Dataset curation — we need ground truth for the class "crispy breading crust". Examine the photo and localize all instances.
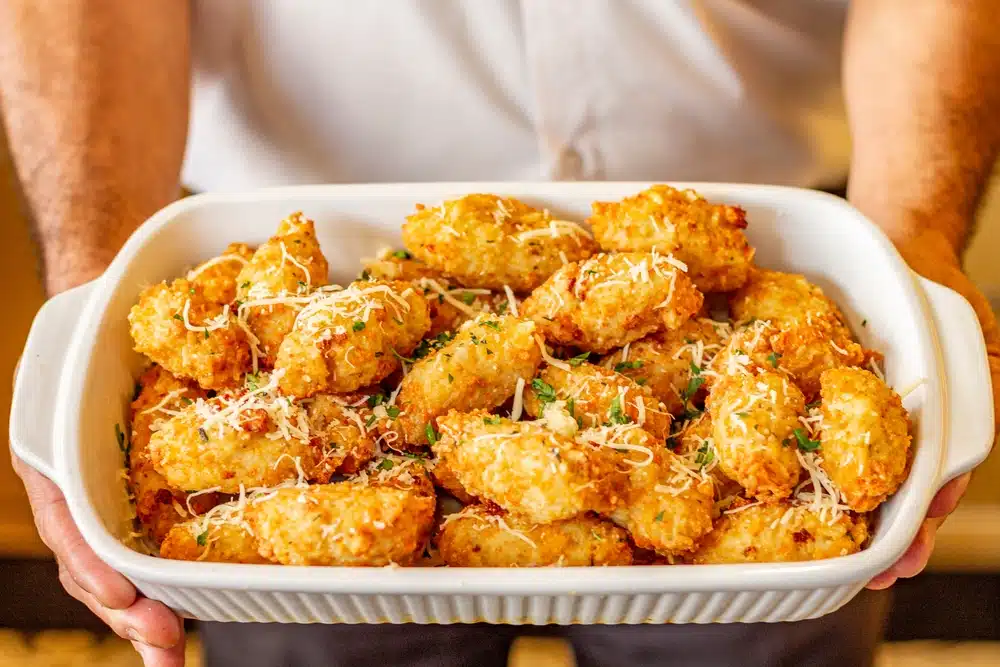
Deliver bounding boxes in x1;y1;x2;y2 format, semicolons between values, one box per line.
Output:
128;365;215;544
819;368;912;512
402;194;598;292
437;506;632;567
523;362;672;440
673;413;742;501
128;278;251;390
708;371;804;500
160;521;269;564
599;318;730;415
690;502;868;564
274;280;431;397
429;456;478;504
392;315;542;446
187;242;254;306
246;482;436;566
588;185;754;292
235;212;330;367
432;410;627;524
522;252;703;354
305;395;377;475
607;429;714;556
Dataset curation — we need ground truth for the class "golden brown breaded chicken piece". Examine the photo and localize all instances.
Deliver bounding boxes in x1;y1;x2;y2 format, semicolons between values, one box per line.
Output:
148;379;341;493
691;501;868;564
708;371;805;500
727;269;865;398
160;520;269;564
245;482;436;566
436;506;633;567
128;365;215;544
274;280;431;397
523;362;672;440
361;251;505;337
600;426;715;556
588;185;754;292
392;314;542;446
187;243;254;306
600;318;732;415
429;456;477;504
819;368;912;512
522;252;703;354
672;413;742;501
128;278;251;390
305;395;377;475
432;410;627;524
401;194;598;292
235;212;330;367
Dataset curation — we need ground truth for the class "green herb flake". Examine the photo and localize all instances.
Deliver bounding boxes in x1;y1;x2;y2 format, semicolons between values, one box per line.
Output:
689;362;702;376
806;400;821;410
392;348;416;363
203;329;210;340
241;281;251;289
360;270;371;281
654;511;665;522
181;397;193;406
531;378;557;406
353;320;366;332
198;427;209;443
607;395;631;425
392;250;412;260
461;292;476;305
377;459;395;471
367;393;387;408
793;428;821;452
635;378;647;386
245;372;261;391
386;406;401;420
425;423;439;445
365;414;378;428
482;320;501;331
447;373;454;383
695;442;714;467
767;352;781;368
172;314;182;321
861;319;868;327
196;531;208;547
567;352;591;367
496;301;508;315
614;360;643;373
681;375;706;401
483;416;502;425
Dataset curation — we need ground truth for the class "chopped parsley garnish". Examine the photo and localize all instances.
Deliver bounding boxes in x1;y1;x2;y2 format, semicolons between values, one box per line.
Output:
567;352;591;367
365;414;379;428
189;287;196;295
203;329;210;340
683;407;704;421
767;352;781;368
412;332;455;360
241;281;251;289
353;320;366;332
386;406;401;419
805;400;821;410
360;270;371;281
377;459;395;471
196;531;208;547
172;314;182;321
861;319;868;327
297;280;306;288
793;428;821;452
695;442;714;467
531;378;557;406
392;348;416;363
635;378;647;386
392;250;411;259
181;397;193;406
482;320;501;331
654;511;665;522
735;349;746;356
614;360;643;372
607;395;630;425
367;392;387;408
245;372;261;391
690;362;702;376
734;411;749;418
496;301;508;315
447;373;454;383
483;416;502;425
680;375;705;401
198;427;209;443
461;292;476;305
585;269;599;276
425;423;439;445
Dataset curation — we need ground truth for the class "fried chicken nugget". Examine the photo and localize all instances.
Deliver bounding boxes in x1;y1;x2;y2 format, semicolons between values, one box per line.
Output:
523;362;672;440
819;368;912;512
522;252;703;354
690;501;868;564
432;410;626;523
600;318;732;415
707;371;805;500
602;427;714;556
305;395;377;475
392;314;542;446
187;242;254;306
672;413;742;501
728;269;865;397
588;185;754;292
361;252;505;336
128;278;251;390
437;506;632;567
149;382;341;493
245;482;436;566
429;456;478;504
160;521;269;564
128;365;213;544
235;212;330;367
274;281;431;397
401;194;598;292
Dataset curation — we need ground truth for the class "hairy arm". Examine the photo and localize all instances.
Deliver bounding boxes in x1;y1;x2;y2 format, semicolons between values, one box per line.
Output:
845;0;1000;257
845;0;1000;589
0;0;191;295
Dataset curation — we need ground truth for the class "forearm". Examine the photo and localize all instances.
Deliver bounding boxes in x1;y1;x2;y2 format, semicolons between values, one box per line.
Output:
845;0;1000;259
0;0;190;294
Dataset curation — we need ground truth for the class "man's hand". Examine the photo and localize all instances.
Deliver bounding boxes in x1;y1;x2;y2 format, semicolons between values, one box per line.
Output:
11;456;187;666
866;228;1000;590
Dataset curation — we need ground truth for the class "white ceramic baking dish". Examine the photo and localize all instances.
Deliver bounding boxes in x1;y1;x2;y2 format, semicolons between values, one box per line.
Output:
11;182;994;625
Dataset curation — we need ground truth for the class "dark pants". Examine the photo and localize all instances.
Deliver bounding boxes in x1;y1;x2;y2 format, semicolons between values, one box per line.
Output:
200;589;889;667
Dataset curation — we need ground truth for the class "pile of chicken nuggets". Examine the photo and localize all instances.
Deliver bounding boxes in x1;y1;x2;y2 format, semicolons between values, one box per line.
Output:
124;185;912;568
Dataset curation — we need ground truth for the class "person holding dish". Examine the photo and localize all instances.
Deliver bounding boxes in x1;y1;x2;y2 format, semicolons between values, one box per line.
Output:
1;2;998;667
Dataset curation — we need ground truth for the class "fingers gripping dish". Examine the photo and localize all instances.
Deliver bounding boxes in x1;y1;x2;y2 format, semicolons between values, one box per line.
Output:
522;251;703;354
123;186;917;570
402;193;598;292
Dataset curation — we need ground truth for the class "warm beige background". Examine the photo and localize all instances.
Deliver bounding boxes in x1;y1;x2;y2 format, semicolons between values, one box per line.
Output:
0;128;997;564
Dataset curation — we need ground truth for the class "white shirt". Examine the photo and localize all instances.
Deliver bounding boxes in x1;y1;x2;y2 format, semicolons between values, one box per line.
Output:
183;0;851;192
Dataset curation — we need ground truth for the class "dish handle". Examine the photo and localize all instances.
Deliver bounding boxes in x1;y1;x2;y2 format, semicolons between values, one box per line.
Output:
9;281;97;487
918;276;996;487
